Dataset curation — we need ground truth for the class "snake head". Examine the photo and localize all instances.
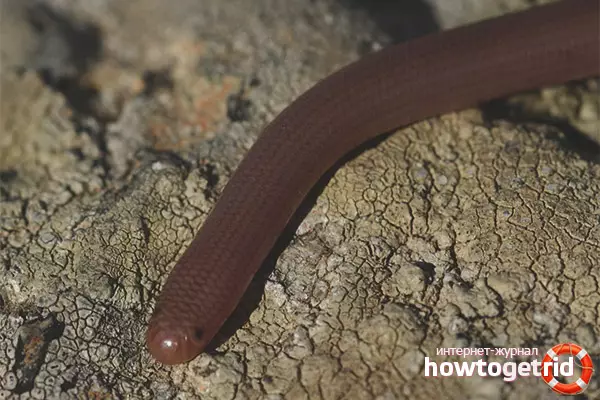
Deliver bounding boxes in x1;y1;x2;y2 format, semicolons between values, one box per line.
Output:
146;320;206;365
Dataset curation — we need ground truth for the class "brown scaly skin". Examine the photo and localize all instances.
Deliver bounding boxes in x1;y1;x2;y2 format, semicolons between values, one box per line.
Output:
147;0;600;365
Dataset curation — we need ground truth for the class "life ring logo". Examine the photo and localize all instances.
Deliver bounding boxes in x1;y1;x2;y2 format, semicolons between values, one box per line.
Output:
541;343;594;395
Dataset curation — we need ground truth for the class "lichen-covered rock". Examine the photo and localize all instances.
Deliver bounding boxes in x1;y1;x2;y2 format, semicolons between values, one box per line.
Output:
0;0;598;399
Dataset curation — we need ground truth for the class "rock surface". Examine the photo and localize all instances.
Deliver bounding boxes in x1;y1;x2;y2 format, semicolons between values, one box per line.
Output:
0;0;598;398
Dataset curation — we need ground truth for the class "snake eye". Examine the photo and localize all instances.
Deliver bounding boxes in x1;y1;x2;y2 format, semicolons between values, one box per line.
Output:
194;329;204;341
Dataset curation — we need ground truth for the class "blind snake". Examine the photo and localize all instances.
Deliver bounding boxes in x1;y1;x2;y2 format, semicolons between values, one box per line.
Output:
146;0;600;365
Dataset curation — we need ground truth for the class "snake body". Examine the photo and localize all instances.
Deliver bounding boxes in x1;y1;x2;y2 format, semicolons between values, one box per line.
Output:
147;0;600;365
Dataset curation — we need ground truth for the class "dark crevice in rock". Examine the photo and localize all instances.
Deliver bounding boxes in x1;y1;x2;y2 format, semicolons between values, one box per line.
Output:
26;3;104;119
340;0;438;43
12;314;65;394
226;81;255;123
414;261;436;285
0;169;18;183
142;69;174;96
482;97;600;163
198;161;220;200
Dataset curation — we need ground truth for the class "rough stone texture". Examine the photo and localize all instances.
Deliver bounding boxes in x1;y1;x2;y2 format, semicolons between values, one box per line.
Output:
0;0;599;399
